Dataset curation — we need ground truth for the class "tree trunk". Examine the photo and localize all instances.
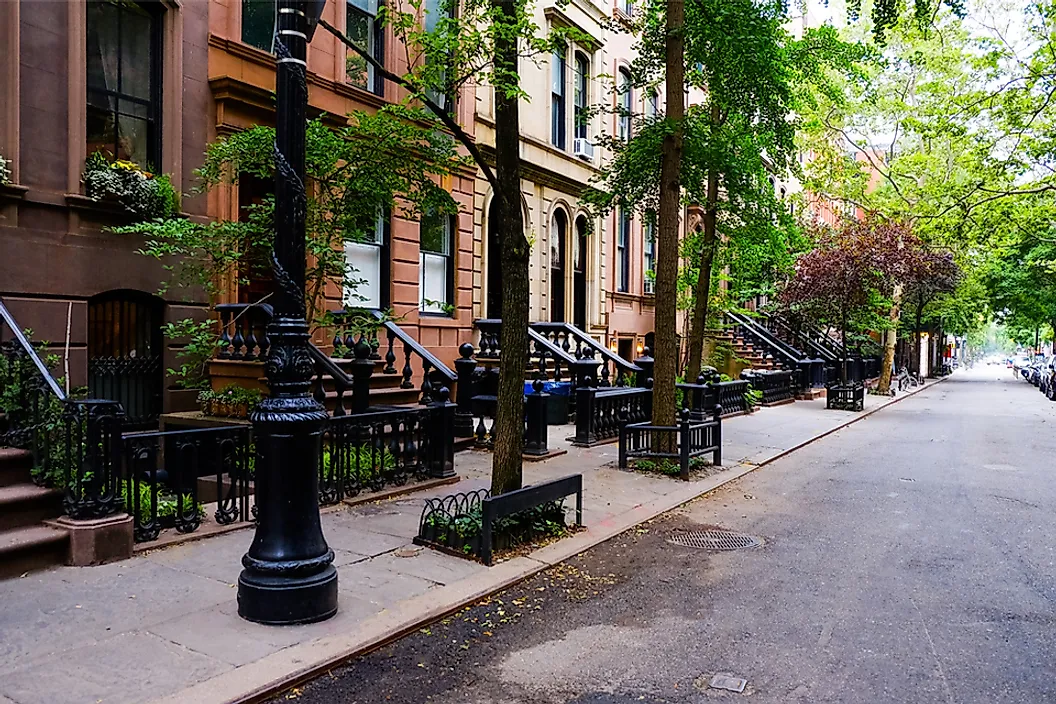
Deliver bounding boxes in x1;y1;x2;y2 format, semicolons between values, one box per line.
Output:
684;163;720;381
877;283;902;394
841;313;848;384
489;0;528;496
651;0;685;436
913;300;924;379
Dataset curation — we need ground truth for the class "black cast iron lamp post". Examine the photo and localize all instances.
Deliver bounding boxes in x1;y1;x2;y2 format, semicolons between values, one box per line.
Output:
238;0;338;625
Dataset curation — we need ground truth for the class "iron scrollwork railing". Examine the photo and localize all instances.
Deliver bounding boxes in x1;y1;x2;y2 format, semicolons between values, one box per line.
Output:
330;308;457;408
122;425;252;543
530;321;641;387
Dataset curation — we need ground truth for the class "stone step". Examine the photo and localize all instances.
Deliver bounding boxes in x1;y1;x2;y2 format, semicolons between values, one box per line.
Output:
0;447;33;488
0;525;68;579
0;483;63;532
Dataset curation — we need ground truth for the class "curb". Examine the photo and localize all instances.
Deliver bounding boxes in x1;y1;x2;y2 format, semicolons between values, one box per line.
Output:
150;376;947;704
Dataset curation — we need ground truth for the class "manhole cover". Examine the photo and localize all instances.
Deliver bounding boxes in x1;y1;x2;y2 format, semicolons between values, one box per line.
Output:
667;530;762;551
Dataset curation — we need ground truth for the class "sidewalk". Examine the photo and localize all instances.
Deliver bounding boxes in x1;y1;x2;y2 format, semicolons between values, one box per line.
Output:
0;381;942;704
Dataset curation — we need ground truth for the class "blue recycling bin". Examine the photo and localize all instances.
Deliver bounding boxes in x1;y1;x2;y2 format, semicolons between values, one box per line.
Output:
523;380;572;424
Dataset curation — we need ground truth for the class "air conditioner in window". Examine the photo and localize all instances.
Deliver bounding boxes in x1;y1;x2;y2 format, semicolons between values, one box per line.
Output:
574;138;594;160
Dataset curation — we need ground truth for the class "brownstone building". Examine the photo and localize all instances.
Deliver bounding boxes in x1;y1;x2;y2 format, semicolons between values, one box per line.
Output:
0;0;212;425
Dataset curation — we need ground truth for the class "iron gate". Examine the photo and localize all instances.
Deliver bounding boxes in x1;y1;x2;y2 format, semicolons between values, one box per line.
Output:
88;291;164;429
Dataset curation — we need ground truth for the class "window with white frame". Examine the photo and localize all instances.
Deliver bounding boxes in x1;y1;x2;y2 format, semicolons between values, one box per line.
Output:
346;0;383;94
420;209;455;314
618;68;632;141
551;47;567;149
344;211;388;309
645;89;658;119
619;0;634;17
617;207;630;293
574;53;589;141
643;214;655;294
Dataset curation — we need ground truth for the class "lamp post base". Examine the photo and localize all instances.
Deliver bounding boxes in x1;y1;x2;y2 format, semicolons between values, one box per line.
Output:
237;563;338;625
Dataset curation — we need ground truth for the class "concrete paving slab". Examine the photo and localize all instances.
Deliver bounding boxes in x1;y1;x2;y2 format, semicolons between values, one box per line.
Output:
0;560;235;673
1;632;228;704
368;546;487;585
322;522;413;557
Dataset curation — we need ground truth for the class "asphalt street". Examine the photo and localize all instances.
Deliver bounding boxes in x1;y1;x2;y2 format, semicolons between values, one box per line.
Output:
276;367;1056;704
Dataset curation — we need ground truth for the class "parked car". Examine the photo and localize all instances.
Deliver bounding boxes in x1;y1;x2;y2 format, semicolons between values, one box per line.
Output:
1040;357;1055;394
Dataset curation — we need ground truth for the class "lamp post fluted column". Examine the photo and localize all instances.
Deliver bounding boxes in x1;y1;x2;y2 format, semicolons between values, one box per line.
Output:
237;0;338;625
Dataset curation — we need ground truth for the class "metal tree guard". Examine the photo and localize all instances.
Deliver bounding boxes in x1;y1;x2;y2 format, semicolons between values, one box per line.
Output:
237;0;339;625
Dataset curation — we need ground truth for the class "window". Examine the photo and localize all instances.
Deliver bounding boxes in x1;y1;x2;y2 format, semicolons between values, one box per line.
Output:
86;0;161;168
424;0;454;112
420;209;455;314
574;53;589;141
617;208;630;293
618;68;632;141
346;0;383;94
242;0;276;52
643;214;655;295
344;211;389;309
551;48;567;149
645;90;658;119
550;210;567;322
618;0;634;17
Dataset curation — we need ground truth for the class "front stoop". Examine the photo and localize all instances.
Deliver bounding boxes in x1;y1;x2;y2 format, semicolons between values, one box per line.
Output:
45;514;134;566
0;447;69;578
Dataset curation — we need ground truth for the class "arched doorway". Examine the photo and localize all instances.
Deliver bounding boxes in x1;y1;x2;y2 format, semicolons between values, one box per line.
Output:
573;215;588;329
550;210;567;322
486;199;502;319
88;290;164;429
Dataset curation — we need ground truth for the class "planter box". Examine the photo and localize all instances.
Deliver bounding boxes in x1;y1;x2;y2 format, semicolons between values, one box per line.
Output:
414;474;584;565
826;383;864;411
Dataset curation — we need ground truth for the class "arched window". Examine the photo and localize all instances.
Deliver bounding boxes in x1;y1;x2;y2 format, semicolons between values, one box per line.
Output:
618;68;633;141
550;210;568;322
573;216;589;328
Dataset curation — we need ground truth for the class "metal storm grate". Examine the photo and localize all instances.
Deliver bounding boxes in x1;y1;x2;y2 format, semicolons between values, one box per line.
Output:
667;530;762;551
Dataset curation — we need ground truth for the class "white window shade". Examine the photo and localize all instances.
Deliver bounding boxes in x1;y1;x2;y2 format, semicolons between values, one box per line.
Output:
344;242;382;309
420;253;448;313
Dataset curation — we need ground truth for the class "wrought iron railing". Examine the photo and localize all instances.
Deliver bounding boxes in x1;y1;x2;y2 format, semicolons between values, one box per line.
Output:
0;298;69;481
741;370;795;406
122;424;252;542
713;379;751;417
726;311;823;392
530;321;641;387
618;408;722;480
320;400;455;503
572;385;652;446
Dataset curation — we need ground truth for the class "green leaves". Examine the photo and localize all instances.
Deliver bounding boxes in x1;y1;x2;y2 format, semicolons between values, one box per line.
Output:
122;111;464;325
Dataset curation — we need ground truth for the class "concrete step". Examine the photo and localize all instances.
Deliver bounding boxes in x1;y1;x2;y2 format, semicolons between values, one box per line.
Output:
0;447;33;488
0;483;63;532
0;525;68;579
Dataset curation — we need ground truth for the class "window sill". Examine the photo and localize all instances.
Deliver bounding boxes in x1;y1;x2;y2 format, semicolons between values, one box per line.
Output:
0;183;28;202
609;291;655;305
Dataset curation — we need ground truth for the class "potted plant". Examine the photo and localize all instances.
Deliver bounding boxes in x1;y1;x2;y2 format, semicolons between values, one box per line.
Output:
82;151;179;220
